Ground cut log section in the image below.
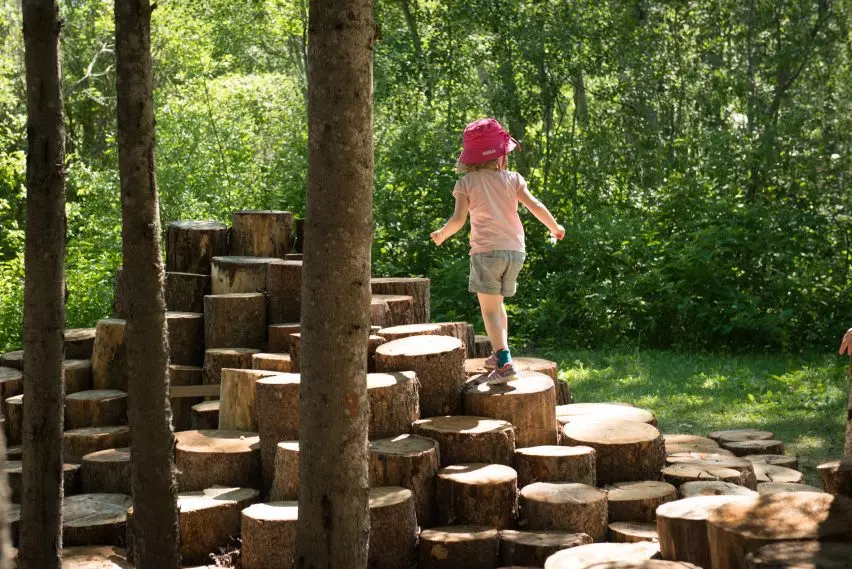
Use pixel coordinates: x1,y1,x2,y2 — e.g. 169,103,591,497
65,328,97,360
432,322,475,357
436,463,518,529
666,453,757,489
378,323,441,342
556,403,657,428
708,430,774,444
465,371,557,448
499,530,593,567
284,253,302,261
63,494,131,547
418,526,499,569
174,429,261,491
0,367,22,405
231,210,293,258
371,277,430,323
561,420,664,485
369,487,418,569
271,441,299,501
515,445,596,487
204,293,267,350
465,357,558,382
520,482,608,540
367,372,420,439
6,444,22,460
202,347,259,386
267,260,302,323
287,333,302,372
268,323,300,353
369,434,440,528
256,374,301,490
679,481,758,498
61,546,134,569
368,335,387,373
65,390,127,429
742,455,798,470
604,481,678,523
64,426,131,463
412,415,515,467
543,542,661,569
165,312,205,366
817,458,852,497
169,364,203,431
744,541,852,569
241,501,298,569
662,464,744,487
64,359,93,394
0,350,22,370
722,440,785,457
371,298,391,328
664,434,725,456
165,272,210,313
211,256,280,295
7,460,80,502
191,400,220,430
756,482,823,495
372,294,415,327
219,368,280,431
752,464,803,484
609,522,658,543
473,335,492,358
165,220,229,274
81,448,131,494
376,335,466,417
4,393,22,444
252,353,292,373
91,319,127,391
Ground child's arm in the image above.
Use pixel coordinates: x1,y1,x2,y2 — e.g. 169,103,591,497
518,187,565,240
431,193,469,246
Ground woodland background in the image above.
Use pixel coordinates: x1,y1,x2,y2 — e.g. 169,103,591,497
0,0,849,353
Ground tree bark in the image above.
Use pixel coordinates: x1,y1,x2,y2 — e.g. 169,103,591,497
295,1,375,569
20,0,66,566
114,0,180,566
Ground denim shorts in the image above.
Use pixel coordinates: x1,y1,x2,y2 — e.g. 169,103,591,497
469,250,526,297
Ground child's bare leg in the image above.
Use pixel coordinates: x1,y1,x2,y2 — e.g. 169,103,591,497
477,293,508,352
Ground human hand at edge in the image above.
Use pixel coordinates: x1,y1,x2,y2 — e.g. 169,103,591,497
430,229,444,246
552,224,566,241
840,328,852,356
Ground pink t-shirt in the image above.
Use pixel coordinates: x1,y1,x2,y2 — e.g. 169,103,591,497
452,170,526,255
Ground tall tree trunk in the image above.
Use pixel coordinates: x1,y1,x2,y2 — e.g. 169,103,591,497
19,1,66,568
295,1,374,568
398,0,431,103
114,1,181,567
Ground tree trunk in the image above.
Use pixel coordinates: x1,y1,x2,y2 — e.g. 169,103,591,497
20,0,66,566
114,0,180,566
295,1,375,569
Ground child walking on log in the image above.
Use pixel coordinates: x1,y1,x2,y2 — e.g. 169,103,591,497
431,118,564,384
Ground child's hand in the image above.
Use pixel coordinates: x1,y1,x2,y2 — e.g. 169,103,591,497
552,224,566,241
430,229,444,246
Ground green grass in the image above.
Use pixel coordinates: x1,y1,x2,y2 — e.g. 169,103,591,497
534,348,849,486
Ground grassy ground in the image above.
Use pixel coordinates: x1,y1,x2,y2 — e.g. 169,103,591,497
534,348,849,486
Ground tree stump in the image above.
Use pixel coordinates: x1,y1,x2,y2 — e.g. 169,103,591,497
520,482,608,540
165,220,229,274
664,434,724,456
285,253,302,261
3,394,22,445
61,546,134,569
65,390,127,429
376,335,466,417
369,488,419,569
241,501,298,569
372,294,415,327
752,464,802,484
679,481,758,498
371,277,430,323
465,357,558,382
722,441,785,457
165,312,205,366
7,460,80,502
288,333,302,371
418,526,499,569
436,463,518,529
64,426,131,463
706,492,852,569
169,364,203,431
515,445,597,487
378,323,441,342
499,530,593,567
433,322,475,356
268,323,300,353
0,351,22,371
817,458,852,497
174,429,261,491
708,430,774,444
191,400,220,430
211,256,280,295
543,542,661,569
267,260,302,323
252,353,292,373
662,464,744,487
666,454,757,489
604,481,678,522
371,298,391,328
63,493,132,546
81,447,131,494
91,319,127,391
755,482,823,495
561,420,664,485
556,403,657,428
165,272,210,313
473,335,492,358
202,347,259,385
412,415,516,467
744,541,852,569
609,522,659,543
65,328,97,359
742,455,798,470
231,210,293,258
64,359,93,394
0,367,21,409
368,434,440,528
367,335,387,373
204,293,267,349
465,371,557,448
219,368,279,431
256,374,301,490
271,441,299,501
6,444,22,460
367,372,419,439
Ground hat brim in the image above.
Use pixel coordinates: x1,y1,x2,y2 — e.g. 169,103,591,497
457,137,519,165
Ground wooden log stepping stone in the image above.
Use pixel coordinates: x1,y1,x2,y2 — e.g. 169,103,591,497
63,493,132,546
65,328,97,360
368,335,387,373
656,495,756,568
210,256,279,295
561,420,664,485
4,393,22,444
679,481,757,498
706,492,852,569
64,359,93,394
742,455,798,469
543,542,661,569
0,366,22,404
418,526,499,569
378,323,442,341
241,501,298,569
722,440,785,457
165,220,229,274
0,350,22,370
433,322,475,357
284,253,302,261
411,415,515,467
756,482,823,495
268,323,300,353
367,372,419,439
252,352,292,373
204,293,267,350
371,277,430,323
61,546,134,568
64,426,131,463
267,260,302,323
665,434,728,456
165,271,210,313
465,371,557,448
744,541,852,569
91,319,127,391
556,403,657,427
169,364,203,431
520,482,608,540
166,311,205,366
371,298,391,328
256,374,300,489
473,335,492,358
666,453,757,489
465,357,558,381
609,522,659,543
81,448,131,494
372,295,415,327
369,434,440,528
174,429,260,491
817,458,852,497
369,487,418,569
271,441,299,501
708,430,774,444
6,444,22,460
499,530,593,567
7,460,80,502
663,464,743,487
231,210,293,258
203,347,259,385
550,561,697,569
219,368,280,431
515,445,596,487
191,400,220,430
376,335,466,417
752,464,802,484
65,390,127,429
436,463,518,529
605,481,677,522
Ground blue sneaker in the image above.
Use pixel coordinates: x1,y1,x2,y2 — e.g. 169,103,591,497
486,362,517,385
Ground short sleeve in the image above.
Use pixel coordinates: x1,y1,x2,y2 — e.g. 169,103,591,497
452,176,467,199
515,172,528,194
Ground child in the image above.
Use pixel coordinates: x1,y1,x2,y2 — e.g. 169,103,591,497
431,118,565,384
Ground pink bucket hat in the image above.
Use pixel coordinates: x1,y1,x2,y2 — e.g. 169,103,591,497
458,118,519,165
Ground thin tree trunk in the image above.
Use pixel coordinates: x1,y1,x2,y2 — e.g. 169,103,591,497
398,0,431,103
114,0,181,567
295,1,374,568
19,1,66,568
